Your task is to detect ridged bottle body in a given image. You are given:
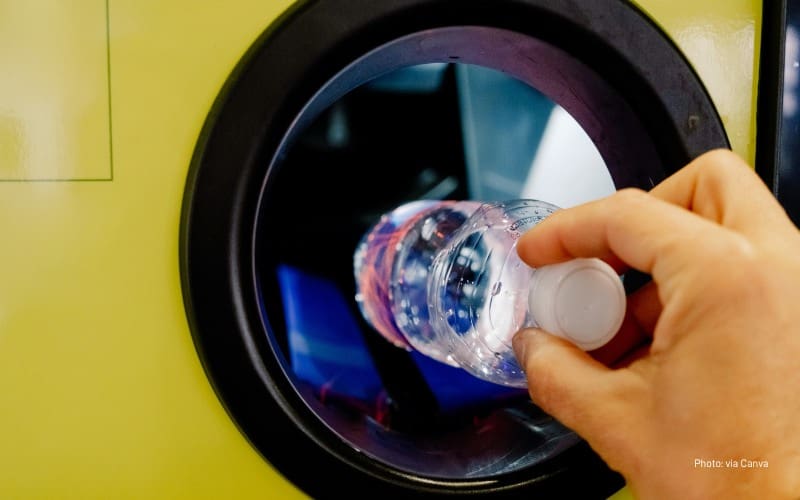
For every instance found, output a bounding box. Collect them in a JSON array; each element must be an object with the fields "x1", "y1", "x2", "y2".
[{"x1": 354, "y1": 199, "x2": 559, "y2": 387}]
